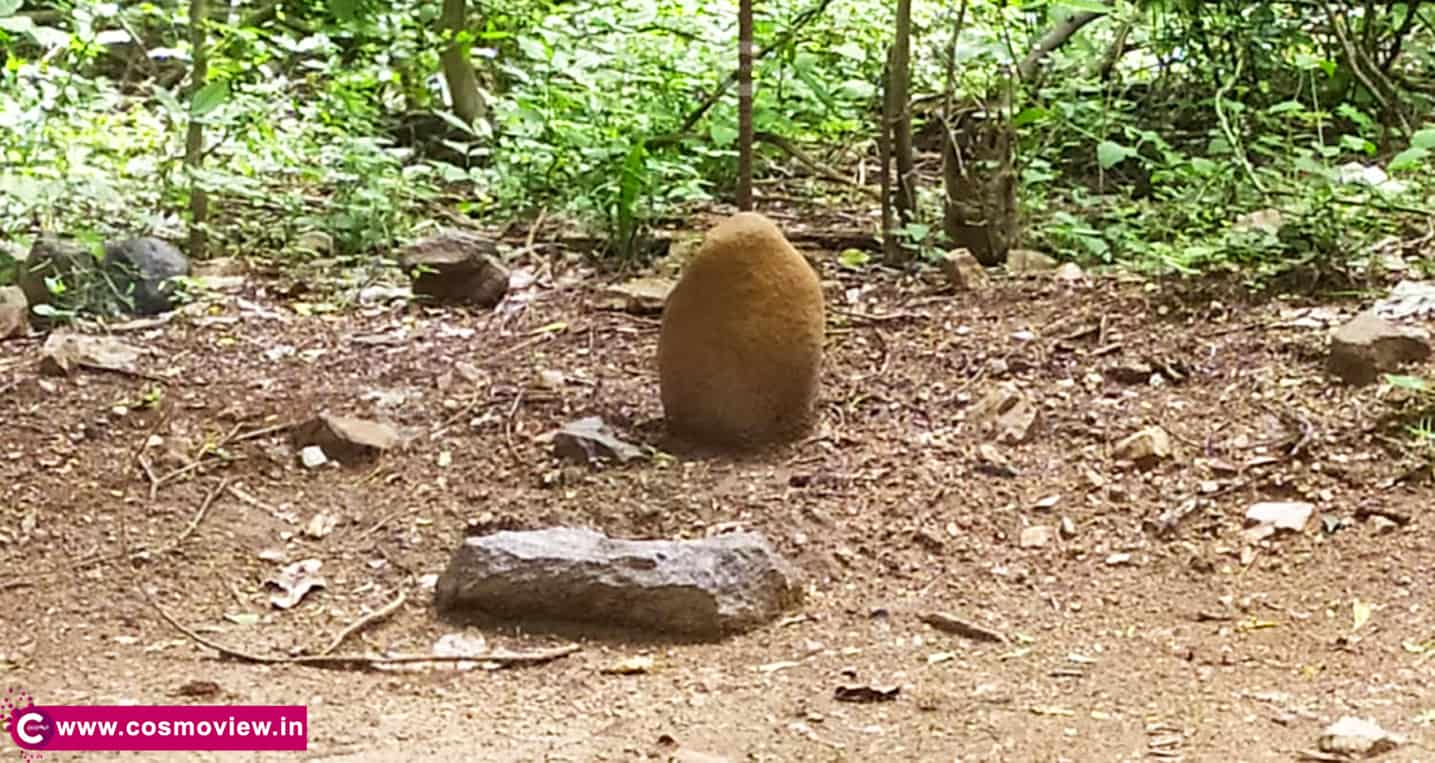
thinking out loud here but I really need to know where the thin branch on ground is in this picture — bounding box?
[321,590,408,655]
[146,592,579,670]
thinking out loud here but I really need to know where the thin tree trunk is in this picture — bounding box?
[941,0,969,249]
[878,49,899,262]
[891,0,915,239]
[185,0,209,260]
[737,0,755,210]
[440,0,488,125]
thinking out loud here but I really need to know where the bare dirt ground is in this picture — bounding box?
[3,224,1435,762]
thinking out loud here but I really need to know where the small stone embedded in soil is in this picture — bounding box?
[941,248,989,291]
[295,230,335,256]
[833,683,901,703]
[292,413,402,464]
[1317,716,1405,757]
[1053,262,1085,282]
[1370,516,1399,535]
[600,655,655,675]
[551,416,644,464]
[600,276,675,314]
[975,443,1018,477]
[1020,526,1054,548]
[299,446,328,469]
[1006,248,1059,274]
[670,748,735,763]
[1326,310,1431,386]
[39,333,143,377]
[1244,501,1314,533]
[971,383,1039,445]
[303,513,338,539]
[0,286,27,339]
[174,680,222,698]
[1112,426,1172,468]
[1106,360,1156,385]
[433,527,802,638]
[398,229,510,308]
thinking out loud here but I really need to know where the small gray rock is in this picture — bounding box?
[291,412,402,464]
[0,286,27,339]
[600,276,674,314]
[295,230,335,256]
[1327,310,1431,385]
[434,527,803,638]
[941,248,989,290]
[1006,248,1059,274]
[39,333,144,377]
[104,237,191,315]
[1113,426,1173,468]
[553,416,645,464]
[399,229,509,308]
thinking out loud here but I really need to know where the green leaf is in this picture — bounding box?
[833,43,866,61]
[1411,128,1435,150]
[1013,107,1048,127]
[1389,146,1428,172]
[330,0,358,22]
[793,54,837,113]
[1339,134,1374,155]
[0,0,20,16]
[189,80,229,117]
[1384,374,1428,391]
[1054,0,1111,12]
[836,79,876,100]
[837,248,870,270]
[517,36,548,61]
[1266,100,1304,115]
[1189,157,1218,175]
[708,122,737,147]
[1096,140,1135,169]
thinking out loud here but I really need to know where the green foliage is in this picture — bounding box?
[1011,0,1434,288]
[1,0,1431,276]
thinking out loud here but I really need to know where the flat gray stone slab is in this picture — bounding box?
[434,527,802,638]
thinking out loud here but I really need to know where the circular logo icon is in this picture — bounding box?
[10,707,56,750]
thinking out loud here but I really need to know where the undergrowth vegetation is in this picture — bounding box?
[1,0,1432,283]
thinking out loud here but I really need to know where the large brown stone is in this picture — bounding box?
[399,229,509,308]
[1327,310,1431,385]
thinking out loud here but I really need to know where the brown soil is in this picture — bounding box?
[3,239,1434,763]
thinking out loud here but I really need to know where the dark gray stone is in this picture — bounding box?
[434,527,802,638]
[104,237,190,315]
[1327,310,1431,385]
[399,229,509,308]
[553,416,645,464]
